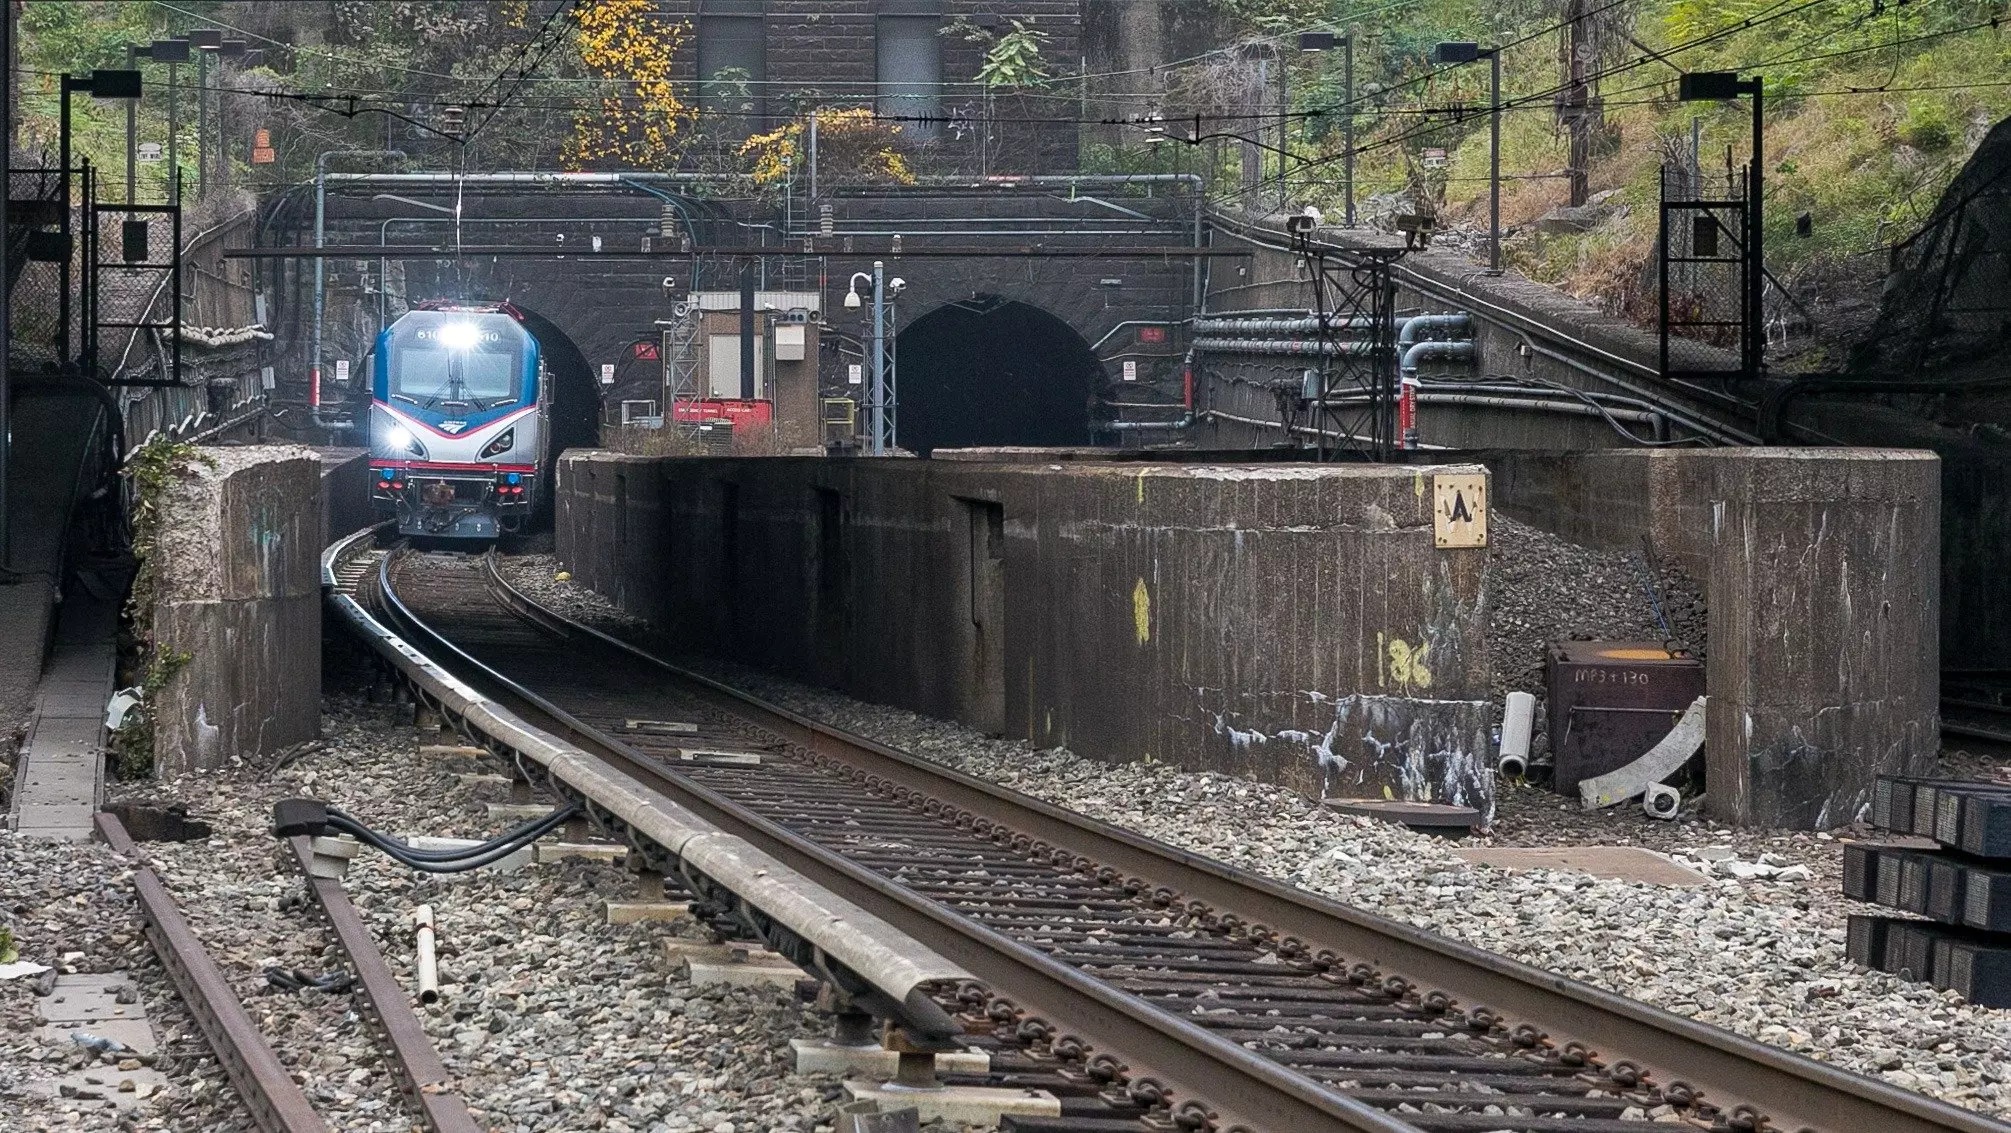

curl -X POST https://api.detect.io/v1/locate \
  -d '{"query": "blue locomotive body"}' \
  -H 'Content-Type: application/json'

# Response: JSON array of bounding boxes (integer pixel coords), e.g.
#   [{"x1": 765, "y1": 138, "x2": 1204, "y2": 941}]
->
[{"x1": 368, "y1": 304, "x2": 548, "y2": 539}]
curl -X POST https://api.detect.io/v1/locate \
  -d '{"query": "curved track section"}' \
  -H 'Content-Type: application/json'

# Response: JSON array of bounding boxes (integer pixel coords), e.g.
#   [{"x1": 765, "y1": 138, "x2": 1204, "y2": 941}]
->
[
  {"x1": 321, "y1": 530, "x2": 974, "y2": 1043},
  {"x1": 363, "y1": 546, "x2": 2006, "y2": 1133}
]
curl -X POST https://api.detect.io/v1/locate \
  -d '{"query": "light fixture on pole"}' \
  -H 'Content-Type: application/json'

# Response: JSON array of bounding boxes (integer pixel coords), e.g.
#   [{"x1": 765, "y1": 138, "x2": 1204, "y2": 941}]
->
[
  {"x1": 1433, "y1": 40, "x2": 1502, "y2": 273},
  {"x1": 846, "y1": 266, "x2": 901, "y2": 455},
  {"x1": 58, "y1": 69, "x2": 142, "y2": 362},
  {"x1": 1678, "y1": 70, "x2": 1766, "y2": 378},
  {"x1": 1298, "y1": 31, "x2": 1355, "y2": 227}
]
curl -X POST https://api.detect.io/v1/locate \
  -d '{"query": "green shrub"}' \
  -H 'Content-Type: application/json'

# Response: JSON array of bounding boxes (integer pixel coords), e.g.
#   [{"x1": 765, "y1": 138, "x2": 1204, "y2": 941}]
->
[{"x1": 1897, "y1": 101, "x2": 1956, "y2": 152}]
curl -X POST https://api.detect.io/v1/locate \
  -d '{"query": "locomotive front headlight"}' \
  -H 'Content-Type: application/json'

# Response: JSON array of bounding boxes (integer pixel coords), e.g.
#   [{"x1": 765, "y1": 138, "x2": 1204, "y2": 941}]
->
[
  {"x1": 479, "y1": 427, "x2": 516, "y2": 459},
  {"x1": 439, "y1": 323, "x2": 481, "y2": 351},
  {"x1": 382, "y1": 423, "x2": 426, "y2": 459}
]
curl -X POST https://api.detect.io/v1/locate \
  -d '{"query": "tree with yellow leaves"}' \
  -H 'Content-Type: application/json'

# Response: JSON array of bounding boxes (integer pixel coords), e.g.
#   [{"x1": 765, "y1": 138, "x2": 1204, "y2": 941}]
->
[
  {"x1": 564, "y1": 0, "x2": 693, "y2": 169},
  {"x1": 740, "y1": 108, "x2": 916, "y2": 189}
]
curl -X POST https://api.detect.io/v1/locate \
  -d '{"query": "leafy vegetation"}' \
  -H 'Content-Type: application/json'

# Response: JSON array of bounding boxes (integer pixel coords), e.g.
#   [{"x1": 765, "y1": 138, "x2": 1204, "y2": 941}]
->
[
  {"x1": 742, "y1": 109, "x2": 916, "y2": 187},
  {"x1": 564, "y1": 0, "x2": 691, "y2": 169},
  {"x1": 1190, "y1": 0, "x2": 2011, "y2": 344}
]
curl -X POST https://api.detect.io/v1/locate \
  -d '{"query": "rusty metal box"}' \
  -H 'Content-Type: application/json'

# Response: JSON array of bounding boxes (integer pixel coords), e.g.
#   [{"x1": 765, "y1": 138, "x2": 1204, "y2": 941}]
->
[{"x1": 1545, "y1": 641, "x2": 1705, "y2": 795}]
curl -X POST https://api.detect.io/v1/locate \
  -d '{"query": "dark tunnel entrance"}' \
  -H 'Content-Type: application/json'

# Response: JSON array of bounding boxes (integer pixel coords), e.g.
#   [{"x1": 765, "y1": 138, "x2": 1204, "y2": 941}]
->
[{"x1": 893, "y1": 298, "x2": 1100, "y2": 454}]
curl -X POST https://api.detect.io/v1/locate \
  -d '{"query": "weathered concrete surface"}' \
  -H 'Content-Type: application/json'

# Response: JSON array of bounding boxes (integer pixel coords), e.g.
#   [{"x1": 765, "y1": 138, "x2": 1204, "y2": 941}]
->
[
  {"x1": 558, "y1": 454, "x2": 1495, "y2": 814},
  {"x1": 1481, "y1": 446, "x2": 1939, "y2": 828},
  {"x1": 153, "y1": 446, "x2": 323, "y2": 775},
  {"x1": 316, "y1": 446, "x2": 374, "y2": 546},
  {"x1": 1703, "y1": 450, "x2": 1939, "y2": 830}
]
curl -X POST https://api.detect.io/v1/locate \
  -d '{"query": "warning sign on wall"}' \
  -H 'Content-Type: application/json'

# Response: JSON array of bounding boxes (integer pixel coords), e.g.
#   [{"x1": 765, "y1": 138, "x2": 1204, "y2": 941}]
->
[
  {"x1": 334, "y1": 359, "x2": 349, "y2": 384},
  {"x1": 600, "y1": 363, "x2": 615, "y2": 385},
  {"x1": 1433, "y1": 474, "x2": 1487, "y2": 548},
  {"x1": 1122, "y1": 360, "x2": 1138, "y2": 382}
]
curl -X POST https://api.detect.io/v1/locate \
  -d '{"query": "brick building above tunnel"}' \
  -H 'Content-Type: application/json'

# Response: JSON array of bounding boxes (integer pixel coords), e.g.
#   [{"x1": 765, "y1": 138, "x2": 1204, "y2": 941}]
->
[{"x1": 651, "y1": 0, "x2": 1083, "y2": 175}]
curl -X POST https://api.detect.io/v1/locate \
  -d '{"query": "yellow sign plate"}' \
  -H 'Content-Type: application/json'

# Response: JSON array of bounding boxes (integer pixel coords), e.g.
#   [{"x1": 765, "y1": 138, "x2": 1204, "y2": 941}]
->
[{"x1": 1433, "y1": 474, "x2": 1488, "y2": 548}]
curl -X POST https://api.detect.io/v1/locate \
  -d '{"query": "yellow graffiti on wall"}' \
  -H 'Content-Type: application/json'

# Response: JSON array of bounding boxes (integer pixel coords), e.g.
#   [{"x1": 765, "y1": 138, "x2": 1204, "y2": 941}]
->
[
  {"x1": 1132, "y1": 578, "x2": 1152, "y2": 644},
  {"x1": 1381, "y1": 636, "x2": 1432, "y2": 691}
]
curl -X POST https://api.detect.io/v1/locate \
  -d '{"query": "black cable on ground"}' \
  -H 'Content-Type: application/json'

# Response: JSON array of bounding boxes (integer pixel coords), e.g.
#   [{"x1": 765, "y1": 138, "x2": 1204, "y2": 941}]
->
[
  {"x1": 263, "y1": 966, "x2": 354, "y2": 994},
  {"x1": 322, "y1": 800, "x2": 583, "y2": 873}
]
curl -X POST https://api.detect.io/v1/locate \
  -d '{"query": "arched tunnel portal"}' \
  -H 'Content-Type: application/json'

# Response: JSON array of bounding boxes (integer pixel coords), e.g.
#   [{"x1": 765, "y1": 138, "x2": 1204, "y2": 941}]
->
[{"x1": 893, "y1": 297, "x2": 1101, "y2": 454}]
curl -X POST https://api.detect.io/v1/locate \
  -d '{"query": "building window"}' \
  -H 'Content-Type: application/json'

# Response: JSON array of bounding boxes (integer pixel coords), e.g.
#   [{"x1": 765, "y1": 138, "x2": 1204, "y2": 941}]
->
[
  {"x1": 877, "y1": 16, "x2": 941, "y2": 134},
  {"x1": 698, "y1": 11, "x2": 766, "y2": 135}
]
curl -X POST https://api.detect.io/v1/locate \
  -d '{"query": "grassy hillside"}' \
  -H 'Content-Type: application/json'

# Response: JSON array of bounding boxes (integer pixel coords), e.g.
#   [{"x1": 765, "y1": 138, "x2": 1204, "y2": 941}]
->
[{"x1": 1228, "y1": 0, "x2": 2011, "y2": 365}]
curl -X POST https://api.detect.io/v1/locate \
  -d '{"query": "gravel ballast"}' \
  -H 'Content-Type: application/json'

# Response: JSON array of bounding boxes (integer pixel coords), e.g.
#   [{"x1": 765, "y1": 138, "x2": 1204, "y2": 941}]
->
[
  {"x1": 500, "y1": 554, "x2": 2011, "y2": 1119},
  {"x1": 9, "y1": 642, "x2": 863, "y2": 1132}
]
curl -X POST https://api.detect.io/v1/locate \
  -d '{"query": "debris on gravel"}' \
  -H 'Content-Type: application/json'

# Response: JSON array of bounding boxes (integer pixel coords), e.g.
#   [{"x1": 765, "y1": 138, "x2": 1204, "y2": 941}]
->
[
  {"x1": 1486, "y1": 514, "x2": 1706, "y2": 758},
  {"x1": 0, "y1": 829, "x2": 252, "y2": 1131}
]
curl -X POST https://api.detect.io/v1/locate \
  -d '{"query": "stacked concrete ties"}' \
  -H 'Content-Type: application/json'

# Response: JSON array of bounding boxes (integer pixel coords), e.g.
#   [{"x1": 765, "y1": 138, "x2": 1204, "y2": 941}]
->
[{"x1": 1847, "y1": 776, "x2": 2011, "y2": 1006}]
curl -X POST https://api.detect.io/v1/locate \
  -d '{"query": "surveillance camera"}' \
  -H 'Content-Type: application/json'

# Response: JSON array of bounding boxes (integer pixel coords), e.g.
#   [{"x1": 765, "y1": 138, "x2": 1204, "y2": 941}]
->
[
  {"x1": 554, "y1": 233, "x2": 566, "y2": 243},
  {"x1": 888, "y1": 278, "x2": 906, "y2": 295},
  {"x1": 661, "y1": 276, "x2": 677, "y2": 292},
  {"x1": 1285, "y1": 206, "x2": 1324, "y2": 235}
]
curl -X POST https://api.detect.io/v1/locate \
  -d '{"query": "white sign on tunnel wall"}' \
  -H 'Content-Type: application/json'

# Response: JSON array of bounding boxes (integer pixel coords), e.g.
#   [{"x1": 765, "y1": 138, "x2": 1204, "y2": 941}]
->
[{"x1": 1433, "y1": 474, "x2": 1487, "y2": 548}]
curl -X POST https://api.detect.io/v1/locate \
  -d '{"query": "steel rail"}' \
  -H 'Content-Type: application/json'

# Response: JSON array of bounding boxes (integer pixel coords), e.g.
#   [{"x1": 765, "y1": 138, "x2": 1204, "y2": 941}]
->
[
  {"x1": 281, "y1": 834, "x2": 481, "y2": 1133},
  {"x1": 471, "y1": 557, "x2": 2011, "y2": 1133},
  {"x1": 94, "y1": 812, "x2": 330, "y2": 1133},
  {"x1": 364, "y1": 553, "x2": 1419, "y2": 1133}
]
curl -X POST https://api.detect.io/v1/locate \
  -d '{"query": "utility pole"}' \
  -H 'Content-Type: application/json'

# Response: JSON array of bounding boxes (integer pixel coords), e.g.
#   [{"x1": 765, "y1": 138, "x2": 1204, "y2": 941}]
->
[
  {"x1": 738, "y1": 260, "x2": 755, "y2": 401},
  {"x1": 125, "y1": 45, "x2": 137, "y2": 203},
  {"x1": 2, "y1": 1, "x2": 12, "y2": 571},
  {"x1": 871, "y1": 260, "x2": 886, "y2": 456},
  {"x1": 1489, "y1": 48, "x2": 1502, "y2": 272},
  {"x1": 1561, "y1": 0, "x2": 1593, "y2": 207},
  {"x1": 1276, "y1": 48, "x2": 1289, "y2": 207},
  {"x1": 1438, "y1": 42, "x2": 1503, "y2": 272},
  {"x1": 1343, "y1": 33, "x2": 1355, "y2": 226}
]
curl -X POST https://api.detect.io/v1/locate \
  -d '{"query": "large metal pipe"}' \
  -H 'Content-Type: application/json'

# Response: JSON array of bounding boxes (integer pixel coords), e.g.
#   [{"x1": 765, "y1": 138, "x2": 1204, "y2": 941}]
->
[
  {"x1": 1320, "y1": 389, "x2": 1658, "y2": 424},
  {"x1": 1192, "y1": 337, "x2": 1376, "y2": 357},
  {"x1": 1192, "y1": 316, "x2": 1376, "y2": 336},
  {"x1": 321, "y1": 171, "x2": 744, "y2": 186},
  {"x1": 1401, "y1": 340, "x2": 1475, "y2": 380},
  {"x1": 1397, "y1": 313, "x2": 1472, "y2": 348}
]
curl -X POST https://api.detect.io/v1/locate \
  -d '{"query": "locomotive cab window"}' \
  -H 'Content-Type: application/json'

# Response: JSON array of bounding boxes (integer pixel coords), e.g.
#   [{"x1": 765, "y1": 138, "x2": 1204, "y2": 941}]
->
[{"x1": 388, "y1": 315, "x2": 527, "y2": 411}]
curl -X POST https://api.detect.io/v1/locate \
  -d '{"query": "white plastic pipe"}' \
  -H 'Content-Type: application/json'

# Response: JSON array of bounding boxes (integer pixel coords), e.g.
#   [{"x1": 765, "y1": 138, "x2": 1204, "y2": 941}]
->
[
  {"x1": 414, "y1": 904, "x2": 439, "y2": 1005},
  {"x1": 1497, "y1": 691, "x2": 1536, "y2": 778},
  {"x1": 1643, "y1": 783, "x2": 1682, "y2": 820}
]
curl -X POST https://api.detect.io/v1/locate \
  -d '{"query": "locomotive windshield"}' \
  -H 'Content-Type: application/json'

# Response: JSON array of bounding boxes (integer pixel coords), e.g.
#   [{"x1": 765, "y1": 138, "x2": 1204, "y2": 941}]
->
[{"x1": 387, "y1": 313, "x2": 527, "y2": 412}]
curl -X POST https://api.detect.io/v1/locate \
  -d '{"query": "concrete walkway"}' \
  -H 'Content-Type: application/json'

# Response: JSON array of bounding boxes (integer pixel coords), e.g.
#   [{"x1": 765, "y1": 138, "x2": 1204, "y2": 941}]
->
[{"x1": 8, "y1": 591, "x2": 117, "y2": 840}]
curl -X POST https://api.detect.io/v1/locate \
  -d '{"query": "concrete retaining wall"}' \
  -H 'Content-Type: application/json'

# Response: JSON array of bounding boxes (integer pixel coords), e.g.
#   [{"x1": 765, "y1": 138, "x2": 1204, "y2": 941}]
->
[
  {"x1": 1482, "y1": 447, "x2": 1940, "y2": 828},
  {"x1": 558, "y1": 453, "x2": 1496, "y2": 814},
  {"x1": 153, "y1": 446, "x2": 323, "y2": 775},
  {"x1": 316, "y1": 446, "x2": 374, "y2": 546}
]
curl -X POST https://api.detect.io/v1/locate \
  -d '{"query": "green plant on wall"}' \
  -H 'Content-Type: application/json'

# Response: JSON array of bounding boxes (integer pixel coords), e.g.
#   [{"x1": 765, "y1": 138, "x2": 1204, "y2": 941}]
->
[
  {"x1": 110, "y1": 436, "x2": 213, "y2": 779},
  {"x1": 978, "y1": 19, "x2": 1052, "y2": 90}
]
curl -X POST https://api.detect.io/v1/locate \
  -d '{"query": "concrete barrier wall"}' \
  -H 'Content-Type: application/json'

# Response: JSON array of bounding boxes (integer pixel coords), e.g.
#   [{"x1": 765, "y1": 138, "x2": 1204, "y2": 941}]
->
[
  {"x1": 1482, "y1": 447, "x2": 1939, "y2": 828},
  {"x1": 558, "y1": 454, "x2": 1497, "y2": 813},
  {"x1": 316, "y1": 446, "x2": 375, "y2": 546},
  {"x1": 153, "y1": 446, "x2": 323, "y2": 775}
]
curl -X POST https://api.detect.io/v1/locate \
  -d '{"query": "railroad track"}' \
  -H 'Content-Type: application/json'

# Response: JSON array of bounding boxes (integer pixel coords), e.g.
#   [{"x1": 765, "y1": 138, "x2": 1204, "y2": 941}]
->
[
  {"x1": 344, "y1": 544, "x2": 2006, "y2": 1133},
  {"x1": 1941, "y1": 672, "x2": 2011, "y2": 746}
]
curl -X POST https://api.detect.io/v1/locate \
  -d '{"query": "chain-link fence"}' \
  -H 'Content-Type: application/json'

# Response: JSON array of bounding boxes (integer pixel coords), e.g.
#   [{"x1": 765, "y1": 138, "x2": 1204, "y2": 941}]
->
[{"x1": 7, "y1": 166, "x2": 69, "y2": 375}]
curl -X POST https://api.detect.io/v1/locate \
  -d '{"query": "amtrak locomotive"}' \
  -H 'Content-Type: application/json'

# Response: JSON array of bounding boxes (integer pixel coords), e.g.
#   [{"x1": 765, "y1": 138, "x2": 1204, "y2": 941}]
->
[{"x1": 368, "y1": 303, "x2": 549, "y2": 539}]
